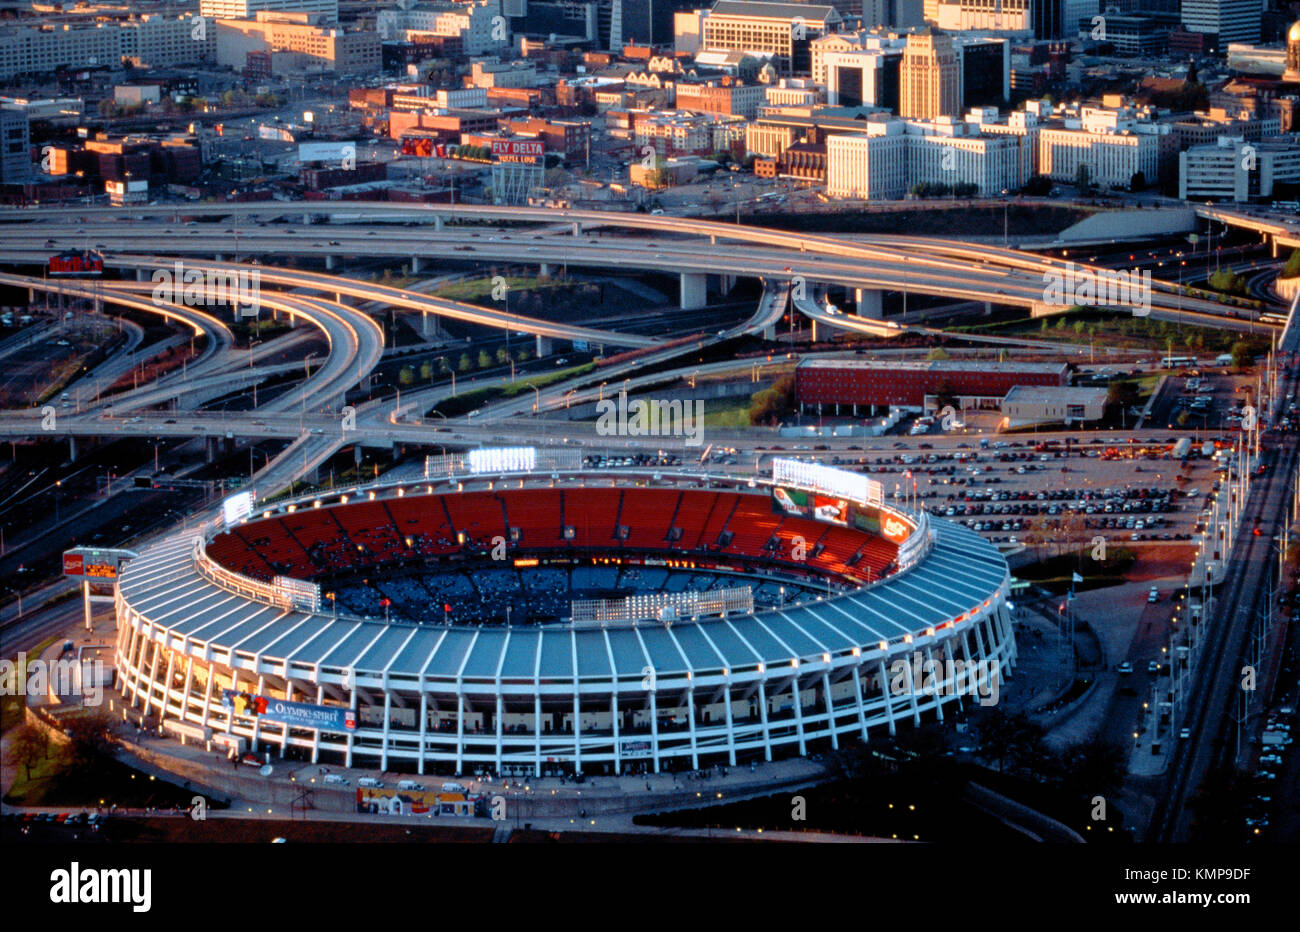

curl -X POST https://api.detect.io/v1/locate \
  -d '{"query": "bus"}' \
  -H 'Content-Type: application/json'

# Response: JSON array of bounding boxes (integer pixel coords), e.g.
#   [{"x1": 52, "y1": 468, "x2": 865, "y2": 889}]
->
[
  {"x1": 1160, "y1": 355, "x2": 1196, "y2": 369},
  {"x1": 1260, "y1": 311, "x2": 1290, "y2": 326}
]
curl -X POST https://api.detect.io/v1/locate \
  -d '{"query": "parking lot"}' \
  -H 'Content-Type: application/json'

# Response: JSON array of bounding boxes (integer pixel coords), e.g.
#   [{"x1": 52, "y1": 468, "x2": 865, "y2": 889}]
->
[{"x1": 821, "y1": 437, "x2": 1225, "y2": 547}]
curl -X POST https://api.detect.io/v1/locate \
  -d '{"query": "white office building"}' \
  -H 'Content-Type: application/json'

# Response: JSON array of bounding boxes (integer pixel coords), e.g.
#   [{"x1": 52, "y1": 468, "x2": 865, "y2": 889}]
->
[
  {"x1": 827, "y1": 123, "x2": 908, "y2": 198},
  {"x1": 0, "y1": 16, "x2": 214, "y2": 80},
  {"x1": 826, "y1": 115, "x2": 1024, "y2": 199},
  {"x1": 200, "y1": 0, "x2": 339, "y2": 21},
  {"x1": 904, "y1": 118, "x2": 1025, "y2": 194},
  {"x1": 376, "y1": 1, "x2": 507, "y2": 57},
  {"x1": 1037, "y1": 107, "x2": 1165, "y2": 188},
  {"x1": 1180, "y1": 135, "x2": 1300, "y2": 203}
]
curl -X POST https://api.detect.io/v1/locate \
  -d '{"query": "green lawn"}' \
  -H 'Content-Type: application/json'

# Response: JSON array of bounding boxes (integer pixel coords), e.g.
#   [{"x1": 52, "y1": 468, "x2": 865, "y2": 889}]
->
[
  {"x1": 702, "y1": 396, "x2": 755, "y2": 429},
  {"x1": 950, "y1": 309, "x2": 1267, "y2": 356},
  {"x1": 428, "y1": 363, "x2": 597, "y2": 418},
  {"x1": 435, "y1": 275, "x2": 568, "y2": 304}
]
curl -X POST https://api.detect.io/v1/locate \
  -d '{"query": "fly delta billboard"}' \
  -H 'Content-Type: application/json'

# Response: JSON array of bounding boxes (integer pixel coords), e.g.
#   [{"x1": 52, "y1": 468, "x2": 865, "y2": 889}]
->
[{"x1": 221, "y1": 690, "x2": 357, "y2": 732}]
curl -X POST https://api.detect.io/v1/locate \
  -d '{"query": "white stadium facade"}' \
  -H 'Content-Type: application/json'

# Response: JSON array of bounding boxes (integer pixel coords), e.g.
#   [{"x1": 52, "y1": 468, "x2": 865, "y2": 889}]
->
[{"x1": 112, "y1": 456, "x2": 1016, "y2": 777}]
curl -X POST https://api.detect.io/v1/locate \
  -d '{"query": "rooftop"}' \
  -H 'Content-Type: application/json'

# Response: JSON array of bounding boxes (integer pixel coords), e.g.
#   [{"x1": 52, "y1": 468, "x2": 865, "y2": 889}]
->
[
  {"x1": 798, "y1": 358, "x2": 1069, "y2": 375},
  {"x1": 1001, "y1": 385, "x2": 1110, "y2": 405},
  {"x1": 709, "y1": 1, "x2": 838, "y2": 23}
]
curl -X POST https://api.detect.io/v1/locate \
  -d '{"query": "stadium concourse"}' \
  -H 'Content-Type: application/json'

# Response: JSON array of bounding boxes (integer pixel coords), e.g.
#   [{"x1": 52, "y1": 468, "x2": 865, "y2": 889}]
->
[{"x1": 111, "y1": 455, "x2": 1015, "y2": 780}]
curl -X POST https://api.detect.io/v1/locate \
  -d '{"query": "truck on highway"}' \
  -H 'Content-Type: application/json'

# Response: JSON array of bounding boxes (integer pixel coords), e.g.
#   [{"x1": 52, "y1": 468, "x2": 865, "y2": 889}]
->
[
  {"x1": 1201, "y1": 440, "x2": 1215, "y2": 458},
  {"x1": 1172, "y1": 438, "x2": 1192, "y2": 460}
]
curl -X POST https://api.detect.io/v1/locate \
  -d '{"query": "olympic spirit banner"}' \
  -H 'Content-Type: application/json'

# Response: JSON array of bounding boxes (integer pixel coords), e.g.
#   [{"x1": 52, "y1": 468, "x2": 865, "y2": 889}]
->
[{"x1": 221, "y1": 690, "x2": 356, "y2": 732}]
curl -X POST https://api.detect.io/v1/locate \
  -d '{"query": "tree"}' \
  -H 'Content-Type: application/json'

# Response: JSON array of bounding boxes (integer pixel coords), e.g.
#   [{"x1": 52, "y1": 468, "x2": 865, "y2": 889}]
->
[
  {"x1": 1075, "y1": 163, "x2": 1091, "y2": 191},
  {"x1": 6, "y1": 723, "x2": 50, "y2": 781},
  {"x1": 1229, "y1": 340, "x2": 1253, "y2": 369},
  {"x1": 1022, "y1": 175, "x2": 1052, "y2": 196},
  {"x1": 420, "y1": 360, "x2": 433, "y2": 381},
  {"x1": 926, "y1": 346, "x2": 951, "y2": 360},
  {"x1": 1130, "y1": 171, "x2": 1146, "y2": 192},
  {"x1": 477, "y1": 349, "x2": 493, "y2": 369},
  {"x1": 747, "y1": 373, "x2": 796, "y2": 426},
  {"x1": 978, "y1": 708, "x2": 1019, "y2": 773},
  {"x1": 1282, "y1": 249, "x2": 1300, "y2": 279},
  {"x1": 1207, "y1": 268, "x2": 1246, "y2": 295},
  {"x1": 496, "y1": 346, "x2": 509, "y2": 365},
  {"x1": 398, "y1": 365, "x2": 414, "y2": 386},
  {"x1": 63, "y1": 711, "x2": 116, "y2": 770},
  {"x1": 437, "y1": 357, "x2": 449, "y2": 373},
  {"x1": 458, "y1": 352, "x2": 473, "y2": 373}
]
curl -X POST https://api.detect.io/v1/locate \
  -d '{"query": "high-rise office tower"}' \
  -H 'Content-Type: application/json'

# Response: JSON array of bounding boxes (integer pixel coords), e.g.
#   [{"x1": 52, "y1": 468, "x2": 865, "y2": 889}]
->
[
  {"x1": 1181, "y1": 0, "x2": 1261, "y2": 48},
  {"x1": 899, "y1": 26, "x2": 960, "y2": 119}
]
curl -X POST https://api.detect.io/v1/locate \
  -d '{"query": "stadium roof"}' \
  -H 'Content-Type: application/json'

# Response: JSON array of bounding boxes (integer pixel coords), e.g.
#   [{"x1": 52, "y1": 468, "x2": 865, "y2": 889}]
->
[{"x1": 118, "y1": 518, "x2": 1007, "y2": 683}]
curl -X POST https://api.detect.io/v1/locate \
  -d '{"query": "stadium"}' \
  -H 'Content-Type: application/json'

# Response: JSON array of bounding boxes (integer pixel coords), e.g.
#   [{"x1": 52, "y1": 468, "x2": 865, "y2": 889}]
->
[{"x1": 112, "y1": 453, "x2": 1016, "y2": 778}]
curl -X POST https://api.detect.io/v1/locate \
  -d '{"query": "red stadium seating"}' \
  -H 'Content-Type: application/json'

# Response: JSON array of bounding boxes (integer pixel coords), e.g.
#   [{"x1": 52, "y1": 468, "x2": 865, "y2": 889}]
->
[{"x1": 207, "y1": 488, "x2": 900, "y2": 585}]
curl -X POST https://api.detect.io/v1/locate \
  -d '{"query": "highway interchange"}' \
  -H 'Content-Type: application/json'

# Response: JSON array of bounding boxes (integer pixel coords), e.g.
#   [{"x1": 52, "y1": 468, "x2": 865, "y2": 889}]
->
[{"x1": 0, "y1": 199, "x2": 1296, "y2": 845}]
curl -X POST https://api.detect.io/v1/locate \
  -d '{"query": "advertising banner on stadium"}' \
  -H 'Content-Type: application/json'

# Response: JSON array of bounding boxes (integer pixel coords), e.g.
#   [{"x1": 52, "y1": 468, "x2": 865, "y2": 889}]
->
[
  {"x1": 221, "y1": 690, "x2": 356, "y2": 732},
  {"x1": 879, "y1": 513, "x2": 913, "y2": 543},
  {"x1": 771, "y1": 487, "x2": 849, "y2": 525},
  {"x1": 356, "y1": 787, "x2": 473, "y2": 816},
  {"x1": 847, "y1": 504, "x2": 881, "y2": 535},
  {"x1": 620, "y1": 740, "x2": 652, "y2": 759}
]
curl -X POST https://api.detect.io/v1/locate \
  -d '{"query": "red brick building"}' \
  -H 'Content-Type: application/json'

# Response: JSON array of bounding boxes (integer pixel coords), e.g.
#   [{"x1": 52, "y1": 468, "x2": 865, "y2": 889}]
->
[
  {"x1": 795, "y1": 359, "x2": 1069, "y2": 413},
  {"x1": 501, "y1": 117, "x2": 591, "y2": 161}
]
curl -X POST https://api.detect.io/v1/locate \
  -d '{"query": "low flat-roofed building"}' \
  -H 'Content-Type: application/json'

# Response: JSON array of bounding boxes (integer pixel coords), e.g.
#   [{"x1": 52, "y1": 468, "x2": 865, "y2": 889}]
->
[
  {"x1": 796, "y1": 357, "x2": 1068, "y2": 413},
  {"x1": 1000, "y1": 385, "x2": 1108, "y2": 427}
]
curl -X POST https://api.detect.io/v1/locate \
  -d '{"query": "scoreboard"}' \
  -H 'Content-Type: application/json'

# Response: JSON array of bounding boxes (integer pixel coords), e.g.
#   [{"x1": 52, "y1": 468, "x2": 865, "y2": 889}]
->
[{"x1": 63, "y1": 547, "x2": 134, "y2": 580}]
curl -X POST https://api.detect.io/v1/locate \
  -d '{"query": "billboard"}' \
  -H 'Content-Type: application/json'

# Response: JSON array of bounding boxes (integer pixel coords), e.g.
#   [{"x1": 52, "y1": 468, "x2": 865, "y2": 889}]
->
[
  {"x1": 468, "y1": 447, "x2": 536, "y2": 474},
  {"x1": 299, "y1": 141, "x2": 357, "y2": 163},
  {"x1": 400, "y1": 136, "x2": 436, "y2": 158},
  {"x1": 48, "y1": 251, "x2": 104, "y2": 276},
  {"x1": 772, "y1": 457, "x2": 881, "y2": 506},
  {"x1": 771, "y1": 487, "x2": 849, "y2": 525},
  {"x1": 63, "y1": 552, "x2": 84, "y2": 577},
  {"x1": 221, "y1": 690, "x2": 357, "y2": 732},
  {"x1": 491, "y1": 139, "x2": 543, "y2": 163},
  {"x1": 222, "y1": 490, "x2": 254, "y2": 525},
  {"x1": 259, "y1": 124, "x2": 294, "y2": 142}
]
